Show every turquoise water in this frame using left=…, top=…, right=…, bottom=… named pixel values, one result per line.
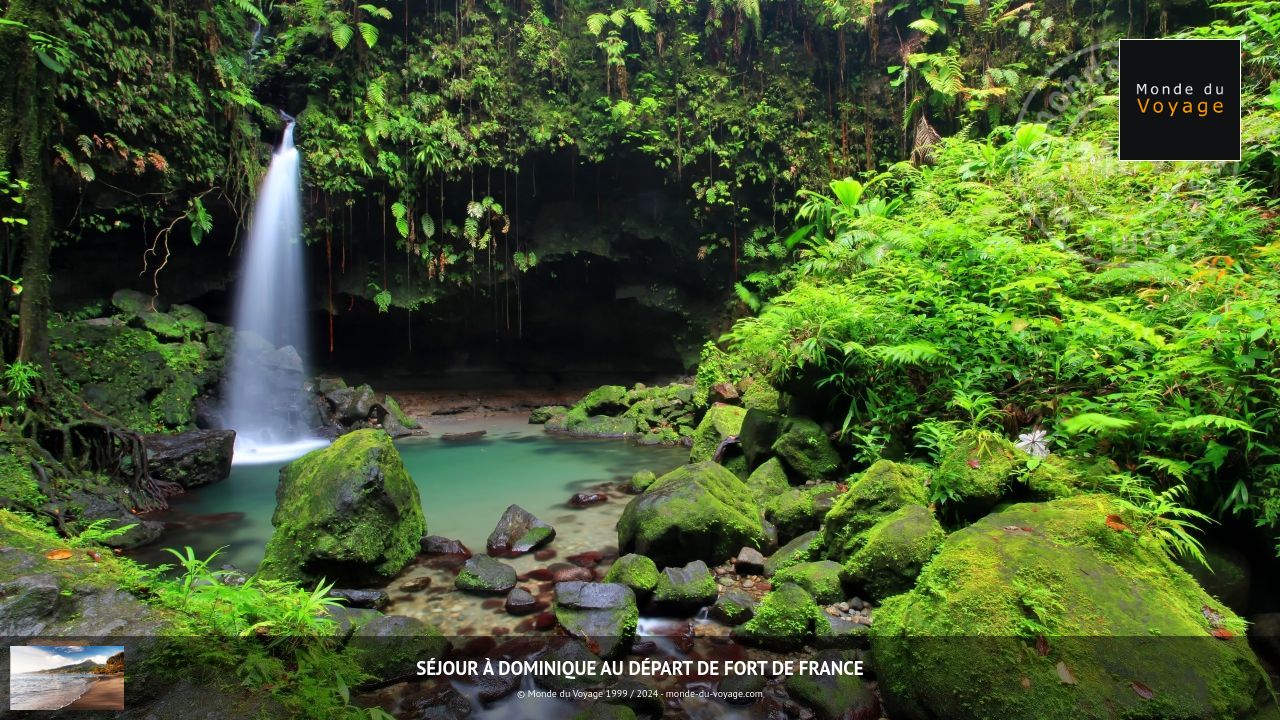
left=139, top=415, right=686, bottom=572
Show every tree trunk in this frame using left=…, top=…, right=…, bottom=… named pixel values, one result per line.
left=0, top=0, right=56, bottom=367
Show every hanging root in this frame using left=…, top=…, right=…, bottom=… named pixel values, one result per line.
left=38, top=420, right=179, bottom=512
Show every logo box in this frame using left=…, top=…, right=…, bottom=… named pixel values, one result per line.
left=1119, top=38, right=1241, bottom=161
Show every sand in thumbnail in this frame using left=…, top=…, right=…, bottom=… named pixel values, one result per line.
left=65, top=675, right=124, bottom=710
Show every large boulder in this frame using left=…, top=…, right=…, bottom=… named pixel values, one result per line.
left=765, top=483, right=841, bottom=542
left=553, top=581, right=638, bottom=658
left=344, top=614, right=446, bottom=682
left=143, top=429, right=235, bottom=489
left=487, top=505, right=556, bottom=556
left=745, top=457, right=791, bottom=502
left=736, top=582, right=819, bottom=650
left=689, top=404, right=747, bottom=463
left=821, top=460, right=928, bottom=564
left=772, top=560, right=849, bottom=605
left=771, top=417, right=840, bottom=482
left=842, top=504, right=944, bottom=599
left=327, top=384, right=378, bottom=422
left=765, top=530, right=820, bottom=577
left=617, top=461, right=765, bottom=567
left=258, top=430, right=426, bottom=584
left=932, top=430, right=1022, bottom=514
left=871, top=495, right=1278, bottom=720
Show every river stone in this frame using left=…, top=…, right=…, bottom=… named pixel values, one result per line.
left=736, top=582, right=819, bottom=650
left=381, top=394, right=420, bottom=429
left=784, top=650, right=878, bottom=720
left=689, top=404, right=747, bottom=463
left=871, top=494, right=1277, bottom=720
left=712, top=589, right=758, bottom=625
left=143, top=429, right=235, bottom=488
left=327, top=588, right=389, bottom=610
left=455, top=555, right=517, bottom=594
left=505, top=587, right=539, bottom=615
left=421, top=535, right=471, bottom=557
left=617, top=461, right=765, bottom=567
left=772, top=560, right=849, bottom=605
left=553, top=581, right=638, bottom=658
left=651, top=560, right=718, bottom=614
left=487, top=504, right=556, bottom=556
left=344, top=614, right=446, bottom=682
left=529, top=405, right=568, bottom=424
left=735, top=546, right=766, bottom=575
left=327, top=384, right=378, bottom=422
left=258, top=429, right=426, bottom=584
left=601, top=553, right=660, bottom=597
left=764, top=530, right=819, bottom=577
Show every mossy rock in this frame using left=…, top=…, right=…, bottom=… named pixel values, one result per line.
left=553, top=581, right=639, bottom=658
left=784, top=649, right=878, bottom=720
left=843, top=504, right=944, bottom=599
left=258, top=430, right=426, bottom=584
left=737, top=582, right=819, bottom=650
left=745, top=457, right=791, bottom=502
left=712, top=589, right=758, bottom=625
left=765, top=530, right=821, bottom=577
left=871, top=494, right=1278, bottom=720
left=137, top=310, right=186, bottom=340
left=740, top=410, right=783, bottom=470
left=689, top=404, right=747, bottom=463
left=617, top=461, right=765, bottom=567
left=1179, top=544, right=1252, bottom=614
left=629, top=470, right=657, bottom=492
left=0, top=441, right=46, bottom=512
left=602, top=554, right=660, bottom=596
left=344, top=615, right=446, bottom=682
left=455, top=555, right=517, bottom=594
left=566, top=415, right=638, bottom=438
left=773, top=560, right=849, bottom=605
left=572, top=705, right=636, bottom=720
left=821, top=460, right=928, bottom=564
left=766, top=483, right=841, bottom=542
left=110, top=288, right=154, bottom=315
left=651, top=560, right=718, bottom=613
left=739, top=377, right=781, bottom=413
left=570, top=385, right=629, bottom=418
left=771, top=417, right=840, bottom=482
left=168, top=304, right=207, bottom=335
left=382, top=394, right=421, bottom=430
left=529, top=405, right=568, bottom=424
left=934, top=430, right=1022, bottom=514
left=1023, top=454, right=1118, bottom=501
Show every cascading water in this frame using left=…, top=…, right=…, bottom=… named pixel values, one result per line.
left=221, top=121, right=328, bottom=464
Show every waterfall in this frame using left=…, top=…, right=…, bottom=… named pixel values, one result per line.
left=221, top=122, right=327, bottom=464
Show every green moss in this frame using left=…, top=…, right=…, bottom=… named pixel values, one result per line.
left=746, top=457, right=791, bottom=501
left=0, top=442, right=46, bottom=511
left=772, top=560, right=848, bottom=604
left=617, top=461, right=765, bottom=567
left=765, top=483, right=840, bottom=540
left=630, top=470, right=657, bottom=492
left=738, top=582, right=819, bottom=649
left=870, top=495, right=1275, bottom=720
left=771, top=417, right=840, bottom=482
left=572, top=704, right=637, bottom=720
left=382, top=394, right=421, bottom=429
left=258, top=430, right=426, bottom=583
left=783, top=650, right=875, bottom=720
left=739, top=376, right=781, bottom=412
left=821, top=460, right=928, bottom=563
left=765, top=530, right=821, bottom=576
left=652, top=560, right=718, bottom=607
left=689, top=404, right=747, bottom=463
left=528, top=405, right=568, bottom=424
left=602, top=553, right=660, bottom=594
left=842, top=504, right=944, bottom=599
left=933, top=430, right=1021, bottom=512
left=343, top=615, right=446, bottom=681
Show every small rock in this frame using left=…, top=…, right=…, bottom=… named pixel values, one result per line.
left=420, top=535, right=472, bottom=557
left=849, top=597, right=865, bottom=611
left=441, top=430, right=487, bottom=442
left=711, top=589, right=758, bottom=625
left=401, top=577, right=433, bottom=592
left=487, top=504, right=556, bottom=556
left=735, top=547, right=766, bottom=575
left=327, top=588, right=389, bottom=610
left=505, top=588, right=540, bottom=616
left=455, top=555, right=517, bottom=595
left=569, top=492, right=609, bottom=507
left=837, top=602, right=850, bottom=612
left=551, top=565, right=595, bottom=583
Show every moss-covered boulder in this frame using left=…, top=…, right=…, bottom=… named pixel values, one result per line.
left=771, top=417, right=840, bottom=482
left=651, top=560, right=718, bottom=614
left=821, top=460, right=928, bottom=564
left=765, top=530, right=821, bottom=577
left=572, top=705, right=636, bottom=720
left=871, top=495, right=1278, bottom=720
left=575, top=385, right=629, bottom=416
left=617, top=461, right=765, bottom=567
left=773, top=560, right=849, bottom=604
left=602, top=554, right=659, bottom=597
left=766, top=483, right=841, bottom=542
left=258, top=430, right=425, bottom=584
left=629, top=470, right=657, bottom=492
left=382, top=394, right=420, bottom=430
left=554, top=581, right=638, bottom=658
left=784, top=649, right=879, bottom=720
left=745, top=457, right=791, bottom=501
left=933, top=430, right=1022, bottom=514
left=712, top=589, right=758, bottom=625
left=739, top=377, right=781, bottom=413
left=689, top=404, right=747, bottom=463
left=455, top=554, right=518, bottom=594
left=843, top=504, right=944, bottom=599
left=344, top=614, right=446, bottom=682
left=739, top=409, right=783, bottom=469
left=529, top=405, right=568, bottom=424
left=736, top=582, right=819, bottom=650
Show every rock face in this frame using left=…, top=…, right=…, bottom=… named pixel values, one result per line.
left=842, top=504, right=944, bottom=599
left=258, top=430, right=426, bottom=584
left=822, top=460, right=928, bottom=564
left=617, top=461, right=765, bottom=567
left=455, top=555, right=518, bottom=594
left=872, top=495, right=1277, bottom=720
left=553, top=581, right=639, bottom=658
left=487, top=505, right=556, bottom=556
left=143, top=429, right=235, bottom=489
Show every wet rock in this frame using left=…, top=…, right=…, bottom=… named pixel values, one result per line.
left=455, top=555, right=517, bottom=594
left=735, top=547, right=766, bottom=575
left=569, top=492, right=609, bottom=507
left=327, top=588, right=389, bottom=610
left=533, top=640, right=614, bottom=691
left=420, top=535, right=471, bottom=557
left=143, top=429, right=235, bottom=489
left=784, top=650, right=877, bottom=720
left=711, top=589, right=758, bottom=625
left=410, top=683, right=473, bottom=720
left=529, top=405, right=568, bottom=424
left=0, top=574, right=61, bottom=636
left=532, top=611, right=557, bottom=630
left=814, top=612, right=868, bottom=649
left=602, top=554, right=660, bottom=598
left=401, top=576, right=432, bottom=592
left=64, top=489, right=164, bottom=549
left=735, top=583, right=819, bottom=650
left=327, top=384, right=378, bottom=422
left=651, top=560, right=718, bottom=615
left=719, top=672, right=766, bottom=705
left=551, top=565, right=595, bottom=583
left=487, top=504, right=556, bottom=556
left=441, top=430, right=487, bottom=442
left=689, top=404, right=747, bottom=464
left=764, top=531, right=820, bottom=578
left=322, top=605, right=382, bottom=638
left=344, top=614, right=447, bottom=683
left=505, top=587, right=540, bottom=615
left=629, top=470, right=657, bottom=492
left=258, top=430, right=425, bottom=585
left=474, top=669, right=520, bottom=704
left=617, top=461, right=765, bottom=567
left=710, top=381, right=740, bottom=404
left=554, top=581, right=639, bottom=658
left=382, top=394, right=421, bottom=430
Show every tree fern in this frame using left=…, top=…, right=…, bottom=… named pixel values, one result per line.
left=226, top=0, right=268, bottom=26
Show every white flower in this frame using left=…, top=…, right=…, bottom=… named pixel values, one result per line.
left=1015, top=428, right=1050, bottom=458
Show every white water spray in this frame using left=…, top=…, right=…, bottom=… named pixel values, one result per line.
left=222, top=122, right=327, bottom=464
